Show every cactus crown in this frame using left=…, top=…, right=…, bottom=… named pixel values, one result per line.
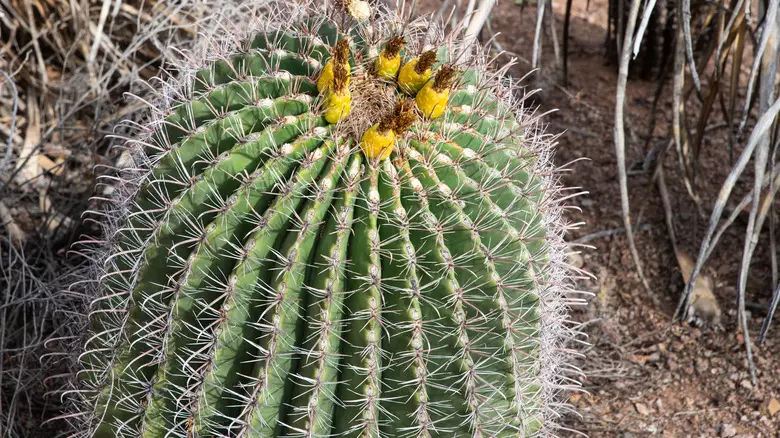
left=67, top=1, right=581, bottom=437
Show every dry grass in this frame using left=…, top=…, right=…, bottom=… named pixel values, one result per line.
left=0, top=1, right=211, bottom=435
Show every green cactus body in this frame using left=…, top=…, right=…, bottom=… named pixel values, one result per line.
left=74, top=2, right=576, bottom=437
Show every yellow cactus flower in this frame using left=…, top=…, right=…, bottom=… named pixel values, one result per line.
left=361, top=123, right=395, bottom=160
left=398, top=50, right=437, bottom=95
left=317, top=39, right=351, bottom=92
left=416, top=64, right=456, bottom=119
left=360, top=99, right=417, bottom=160
left=324, top=89, right=351, bottom=124
left=374, top=36, right=406, bottom=80
left=323, top=62, right=351, bottom=124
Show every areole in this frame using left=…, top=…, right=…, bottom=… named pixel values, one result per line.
left=71, top=1, right=578, bottom=436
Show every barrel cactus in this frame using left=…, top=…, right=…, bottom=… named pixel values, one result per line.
left=71, top=1, right=578, bottom=436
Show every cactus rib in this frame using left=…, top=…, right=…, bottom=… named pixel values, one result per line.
left=285, top=152, right=362, bottom=437
left=72, top=2, right=580, bottom=437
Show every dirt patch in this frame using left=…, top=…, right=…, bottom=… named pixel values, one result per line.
left=413, top=0, right=780, bottom=435
left=2, top=1, right=777, bottom=435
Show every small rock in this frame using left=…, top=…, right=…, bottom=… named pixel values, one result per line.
left=629, top=354, right=650, bottom=365
left=739, top=379, right=753, bottom=391
left=767, top=398, right=780, bottom=417
left=634, top=402, right=651, bottom=416
left=567, top=252, right=584, bottom=269
left=720, top=423, right=736, bottom=437
left=695, top=357, right=709, bottom=373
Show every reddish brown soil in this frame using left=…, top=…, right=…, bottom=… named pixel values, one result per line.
left=5, top=2, right=777, bottom=436
left=414, top=0, right=780, bottom=436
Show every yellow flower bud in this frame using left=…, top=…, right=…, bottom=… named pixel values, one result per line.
left=415, top=65, right=456, bottom=119
left=374, top=36, right=405, bottom=80
left=376, top=54, right=401, bottom=81
left=416, top=84, right=447, bottom=119
left=360, top=99, right=416, bottom=160
left=322, top=58, right=351, bottom=124
left=323, top=88, right=351, bottom=124
left=360, top=124, right=395, bottom=160
left=317, top=40, right=351, bottom=92
left=398, top=50, right=437, bottom=95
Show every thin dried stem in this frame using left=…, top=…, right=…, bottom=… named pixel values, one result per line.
left=0, top=70, right=18, bottom=180
left=680, top=0, right=702, bottom=93
left=633, top=0, right=659, bottom=57
left=675, top=98, right=780, bottom=322
left=532, top=0, right=546, bottom=69
left=614, top=0, right=652, bottom=293
left=462, top=0, right=496, bottom=52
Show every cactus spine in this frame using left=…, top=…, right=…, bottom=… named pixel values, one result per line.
left=71, top=1, right=579, bottom=437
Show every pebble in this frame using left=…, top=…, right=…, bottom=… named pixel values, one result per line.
left=567, top=252, right=584, bottom=269
left=634, top=402, right=651, bottom=416
left=767, top=398, right=780, bottom=417
left=719, top=423, right=736, bottom=437
left=695, top=357, right=709, bottom=373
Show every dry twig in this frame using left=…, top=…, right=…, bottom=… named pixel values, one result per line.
left=613, top=0, right=652, bottom=293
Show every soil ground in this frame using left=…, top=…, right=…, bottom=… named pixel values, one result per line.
left=2, top=1, right=779, bottom=436
left=415, top=0, right=780, bottom=436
